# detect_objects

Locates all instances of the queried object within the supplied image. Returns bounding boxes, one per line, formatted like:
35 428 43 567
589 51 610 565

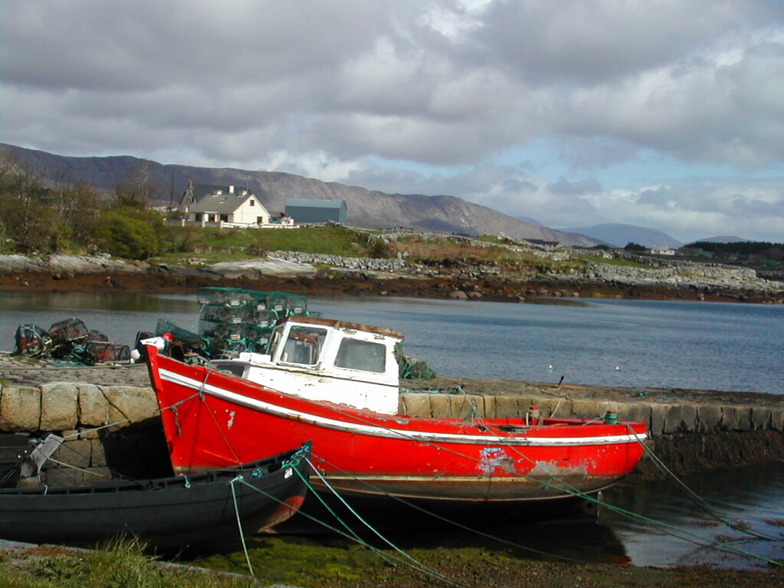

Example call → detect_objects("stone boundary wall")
1 384 783 484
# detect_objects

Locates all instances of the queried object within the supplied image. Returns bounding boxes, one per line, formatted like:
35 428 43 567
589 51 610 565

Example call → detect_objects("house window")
335 339 386 373
249 200 255 206
220 214 228 222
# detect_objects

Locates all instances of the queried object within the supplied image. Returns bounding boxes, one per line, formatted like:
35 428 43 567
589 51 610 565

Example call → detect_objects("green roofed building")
285 198 347 224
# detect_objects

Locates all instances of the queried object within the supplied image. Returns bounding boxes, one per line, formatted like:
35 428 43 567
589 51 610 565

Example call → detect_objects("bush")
95 208 163 260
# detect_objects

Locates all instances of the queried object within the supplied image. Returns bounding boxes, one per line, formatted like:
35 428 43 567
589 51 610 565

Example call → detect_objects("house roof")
286 198 346 209
190 189 257 214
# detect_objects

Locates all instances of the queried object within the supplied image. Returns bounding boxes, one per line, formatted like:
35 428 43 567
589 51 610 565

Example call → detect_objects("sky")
2 0 784 243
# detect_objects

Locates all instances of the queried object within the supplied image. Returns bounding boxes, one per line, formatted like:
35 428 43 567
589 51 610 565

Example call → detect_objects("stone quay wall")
1 381 783 484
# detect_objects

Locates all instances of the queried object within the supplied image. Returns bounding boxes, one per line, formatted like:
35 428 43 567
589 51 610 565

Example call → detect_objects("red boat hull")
147 346 647 503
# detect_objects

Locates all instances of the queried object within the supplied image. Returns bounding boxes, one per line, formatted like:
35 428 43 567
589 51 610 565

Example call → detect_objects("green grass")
0 539 255 588
149 225 380 265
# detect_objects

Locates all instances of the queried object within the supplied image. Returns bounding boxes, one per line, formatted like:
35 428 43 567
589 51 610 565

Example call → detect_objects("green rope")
304 459 463 587
625 424 782 544
229 475 254 578
236 468 464 587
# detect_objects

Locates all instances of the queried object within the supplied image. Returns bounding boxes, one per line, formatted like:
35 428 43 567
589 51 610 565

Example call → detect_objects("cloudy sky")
2 1 784 242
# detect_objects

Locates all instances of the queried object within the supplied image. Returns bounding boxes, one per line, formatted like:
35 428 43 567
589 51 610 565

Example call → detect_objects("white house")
651 245 677 256
180 184 271 228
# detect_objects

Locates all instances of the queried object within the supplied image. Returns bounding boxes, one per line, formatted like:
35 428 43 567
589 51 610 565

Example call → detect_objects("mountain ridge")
563 223 683 248
0 143 599 247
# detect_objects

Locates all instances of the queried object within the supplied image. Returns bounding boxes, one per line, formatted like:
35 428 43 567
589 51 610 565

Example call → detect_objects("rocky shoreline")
1 251 783 304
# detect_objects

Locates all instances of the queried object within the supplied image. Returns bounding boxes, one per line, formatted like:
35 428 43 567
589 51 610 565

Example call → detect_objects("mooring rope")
624 423 782 544
229 475 255 578
233 469 464 587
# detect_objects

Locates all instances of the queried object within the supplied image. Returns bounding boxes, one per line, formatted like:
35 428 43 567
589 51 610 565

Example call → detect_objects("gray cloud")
1 0 783 241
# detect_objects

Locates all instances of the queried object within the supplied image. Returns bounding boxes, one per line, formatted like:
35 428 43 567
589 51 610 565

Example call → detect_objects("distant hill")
512 215 543 226
0 143 600 247
692 236 749 244
562 223 683 248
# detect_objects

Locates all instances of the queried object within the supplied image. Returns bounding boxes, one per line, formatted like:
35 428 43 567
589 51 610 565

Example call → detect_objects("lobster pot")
200 303 250 325
254 291 308 316
198 287 255 307
13 325 52 358
87 341 131 363
198 319 244 343
243 324 274 349
210 339 247 359
88 329 109 343
245 308 278 328
48 318 89 348
155 320 209 352
242 291 307 317
285 295 308 316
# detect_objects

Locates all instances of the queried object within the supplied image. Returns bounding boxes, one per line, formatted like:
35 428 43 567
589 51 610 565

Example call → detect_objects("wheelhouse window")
335 338 386 373
281 326 327 365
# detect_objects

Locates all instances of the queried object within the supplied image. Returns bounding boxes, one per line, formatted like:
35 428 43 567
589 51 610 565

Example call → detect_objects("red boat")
145 316 648 504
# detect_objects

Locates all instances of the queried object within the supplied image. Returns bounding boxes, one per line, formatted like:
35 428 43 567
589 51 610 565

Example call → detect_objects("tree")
0 151 59 253
54 183 105 250
624 242 648 252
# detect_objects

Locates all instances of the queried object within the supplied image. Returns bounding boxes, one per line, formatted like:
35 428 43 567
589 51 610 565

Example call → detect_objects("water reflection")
600 463 784 569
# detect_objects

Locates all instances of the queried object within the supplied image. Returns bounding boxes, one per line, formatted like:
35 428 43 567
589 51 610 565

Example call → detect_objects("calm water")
1 291 782 568
2 292 783 394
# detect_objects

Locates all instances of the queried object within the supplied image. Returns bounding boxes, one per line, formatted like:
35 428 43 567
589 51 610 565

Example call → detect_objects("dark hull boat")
0 443 311 550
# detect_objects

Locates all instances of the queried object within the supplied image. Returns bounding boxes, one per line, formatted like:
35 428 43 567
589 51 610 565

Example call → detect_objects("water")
314 296 784 395
1 291 782 568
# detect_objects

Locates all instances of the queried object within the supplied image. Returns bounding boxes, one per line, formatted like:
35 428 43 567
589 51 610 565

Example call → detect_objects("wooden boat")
145 316 648 505
0 442 311 550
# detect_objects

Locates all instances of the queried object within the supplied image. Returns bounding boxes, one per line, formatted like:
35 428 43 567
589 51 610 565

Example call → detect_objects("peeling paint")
529 460 589 477
226 410 235 428
478 447 515 476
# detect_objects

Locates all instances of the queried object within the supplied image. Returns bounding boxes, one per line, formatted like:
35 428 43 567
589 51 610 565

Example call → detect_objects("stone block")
750 408 771 430
569 399 605 420
0 386 40 431
399 393 431 417
102 386 159 426
697 405 723 432
619 402 650 427
770 408 784 431
40 382 78 431
447 394 483 419
78 384 110 427
91 439 107 467
55 439 92 469
493 395 523 418
649 404 669 437
482 395 497 418
428 394 450 418
722 406 752 431
668 404 697 433
549 397 572 419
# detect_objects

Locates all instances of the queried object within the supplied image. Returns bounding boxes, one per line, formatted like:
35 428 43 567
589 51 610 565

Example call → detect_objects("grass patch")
0 539 255 588
149 225 384 265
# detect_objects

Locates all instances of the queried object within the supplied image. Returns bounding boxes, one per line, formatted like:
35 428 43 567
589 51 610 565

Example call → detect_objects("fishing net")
395 345 437 380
